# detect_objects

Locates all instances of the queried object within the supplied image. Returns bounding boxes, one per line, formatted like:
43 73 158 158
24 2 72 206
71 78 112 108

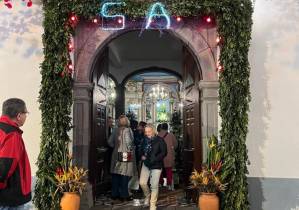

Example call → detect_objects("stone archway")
72 20 220 208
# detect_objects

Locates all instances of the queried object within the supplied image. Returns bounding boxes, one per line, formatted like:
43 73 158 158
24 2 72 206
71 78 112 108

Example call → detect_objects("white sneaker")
168 185 175 191
150 205 157 210
144 198 150 206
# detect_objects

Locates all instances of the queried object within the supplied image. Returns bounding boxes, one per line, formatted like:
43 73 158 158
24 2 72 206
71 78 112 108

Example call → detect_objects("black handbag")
118 151 133 162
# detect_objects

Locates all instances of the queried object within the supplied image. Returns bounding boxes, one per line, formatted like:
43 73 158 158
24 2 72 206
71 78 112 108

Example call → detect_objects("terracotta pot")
198 193 219 210
60 192 80 210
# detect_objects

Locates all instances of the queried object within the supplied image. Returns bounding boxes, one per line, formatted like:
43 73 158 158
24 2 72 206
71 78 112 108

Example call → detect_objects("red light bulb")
206 17 212 23
217 65 223 72
176 17 182 22
216 37 221 43
68 43 74 51
68 64 73 70
93 18 98 24
118 19 123 24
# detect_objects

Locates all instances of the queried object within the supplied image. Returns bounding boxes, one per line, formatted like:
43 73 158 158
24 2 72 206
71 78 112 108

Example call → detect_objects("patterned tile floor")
91 188 198 210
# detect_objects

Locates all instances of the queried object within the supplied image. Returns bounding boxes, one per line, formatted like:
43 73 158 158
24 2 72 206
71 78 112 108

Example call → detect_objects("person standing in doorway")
108 115 137 204
158 123 177 191
134 121 147 174
139 124 167 210
0 98 31 210
156 123 162 133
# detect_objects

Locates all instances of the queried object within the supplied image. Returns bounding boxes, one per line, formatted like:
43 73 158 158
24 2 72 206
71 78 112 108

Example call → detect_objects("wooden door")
182 47 202 185
90 48 109 197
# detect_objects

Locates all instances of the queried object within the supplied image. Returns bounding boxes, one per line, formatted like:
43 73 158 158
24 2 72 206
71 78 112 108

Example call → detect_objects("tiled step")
91 188 198 210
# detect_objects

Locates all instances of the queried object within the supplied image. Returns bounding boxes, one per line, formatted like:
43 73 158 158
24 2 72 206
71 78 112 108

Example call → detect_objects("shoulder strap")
0 122 19 134
162 132 169 139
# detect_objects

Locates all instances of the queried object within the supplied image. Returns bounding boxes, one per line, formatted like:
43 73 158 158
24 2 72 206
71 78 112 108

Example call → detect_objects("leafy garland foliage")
34 0 253 209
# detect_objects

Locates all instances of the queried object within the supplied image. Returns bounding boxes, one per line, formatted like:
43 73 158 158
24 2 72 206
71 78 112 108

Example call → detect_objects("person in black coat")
139 124 167 210
134 121 147 174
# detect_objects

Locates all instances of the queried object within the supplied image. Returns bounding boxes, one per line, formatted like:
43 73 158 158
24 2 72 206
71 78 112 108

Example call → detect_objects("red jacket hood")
0 115 23 133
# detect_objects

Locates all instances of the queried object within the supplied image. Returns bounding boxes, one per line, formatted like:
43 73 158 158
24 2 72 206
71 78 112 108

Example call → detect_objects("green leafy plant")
157 102 168 122
49 154 88 196
190 167 226 193
53 166 88 195
207 135 223 173
190 135 226 193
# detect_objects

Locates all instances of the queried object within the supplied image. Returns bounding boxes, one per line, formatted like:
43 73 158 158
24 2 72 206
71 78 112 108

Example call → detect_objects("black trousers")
111 173 130 199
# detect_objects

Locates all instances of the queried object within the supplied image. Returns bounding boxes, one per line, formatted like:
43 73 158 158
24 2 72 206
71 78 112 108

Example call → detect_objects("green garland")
34 0 253 210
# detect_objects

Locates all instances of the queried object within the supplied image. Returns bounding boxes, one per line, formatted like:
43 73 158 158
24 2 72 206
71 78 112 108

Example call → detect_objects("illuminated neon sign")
101 2 126 30
99 2 171 30
145 2 171 29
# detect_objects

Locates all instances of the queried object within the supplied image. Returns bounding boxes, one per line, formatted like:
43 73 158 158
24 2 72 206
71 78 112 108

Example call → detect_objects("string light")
176 16 182 22
216 36 221 44
68 13 79 28
93 18 98 24
68 63 73 71
69 14 78 23
118 18 123 24
70 16 76 21
217 65 223 72
206 16 212 23
68 42 74 52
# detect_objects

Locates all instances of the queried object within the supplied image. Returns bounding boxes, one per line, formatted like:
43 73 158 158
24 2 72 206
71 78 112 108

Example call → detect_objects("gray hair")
2 98 27 118
145 123 156 133
117 115 130 127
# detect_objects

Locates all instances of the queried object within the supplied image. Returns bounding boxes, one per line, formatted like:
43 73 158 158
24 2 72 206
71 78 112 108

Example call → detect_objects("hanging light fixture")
149 85 168 101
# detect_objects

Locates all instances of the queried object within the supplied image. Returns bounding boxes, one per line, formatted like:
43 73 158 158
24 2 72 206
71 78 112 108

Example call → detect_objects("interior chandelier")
149 85 168 100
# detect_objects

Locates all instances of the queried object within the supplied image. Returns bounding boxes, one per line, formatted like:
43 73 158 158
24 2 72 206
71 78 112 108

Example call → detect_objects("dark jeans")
111 173 130 199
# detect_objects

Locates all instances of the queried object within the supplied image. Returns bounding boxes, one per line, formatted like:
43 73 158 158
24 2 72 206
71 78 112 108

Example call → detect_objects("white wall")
0 3 43 175
248 0 299 178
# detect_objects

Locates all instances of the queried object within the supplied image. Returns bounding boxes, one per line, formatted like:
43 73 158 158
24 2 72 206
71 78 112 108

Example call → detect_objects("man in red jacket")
0 98 31 209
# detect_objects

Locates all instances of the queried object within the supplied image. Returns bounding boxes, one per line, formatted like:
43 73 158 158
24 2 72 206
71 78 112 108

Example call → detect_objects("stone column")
115 84 125 119
73 82 94 209
152 101 156 123
198 81 219 161
170 100 174 116
141 102 145 121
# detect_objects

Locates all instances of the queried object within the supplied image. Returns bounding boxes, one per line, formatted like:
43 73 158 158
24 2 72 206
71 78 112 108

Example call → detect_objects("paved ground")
90 188 198 210
90 206 198 210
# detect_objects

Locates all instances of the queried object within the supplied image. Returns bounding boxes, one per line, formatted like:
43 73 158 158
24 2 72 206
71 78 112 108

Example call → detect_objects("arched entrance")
73 22 219 208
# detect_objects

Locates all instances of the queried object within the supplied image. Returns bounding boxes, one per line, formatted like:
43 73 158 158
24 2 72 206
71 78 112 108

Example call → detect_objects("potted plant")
190 135 226 210
50 153 88 210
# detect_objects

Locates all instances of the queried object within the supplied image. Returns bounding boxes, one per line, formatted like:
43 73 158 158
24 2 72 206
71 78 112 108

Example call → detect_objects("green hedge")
33 1 253 209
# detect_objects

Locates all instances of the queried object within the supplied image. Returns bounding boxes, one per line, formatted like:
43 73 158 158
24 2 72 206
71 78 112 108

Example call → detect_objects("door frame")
73 25 219 207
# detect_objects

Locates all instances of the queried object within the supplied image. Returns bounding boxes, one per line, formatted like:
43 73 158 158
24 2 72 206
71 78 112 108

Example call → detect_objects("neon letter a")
145 2 171 29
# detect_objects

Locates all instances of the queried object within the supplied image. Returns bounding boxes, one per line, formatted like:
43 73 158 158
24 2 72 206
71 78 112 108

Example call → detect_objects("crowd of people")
107 115 177 210
0 98 177 210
